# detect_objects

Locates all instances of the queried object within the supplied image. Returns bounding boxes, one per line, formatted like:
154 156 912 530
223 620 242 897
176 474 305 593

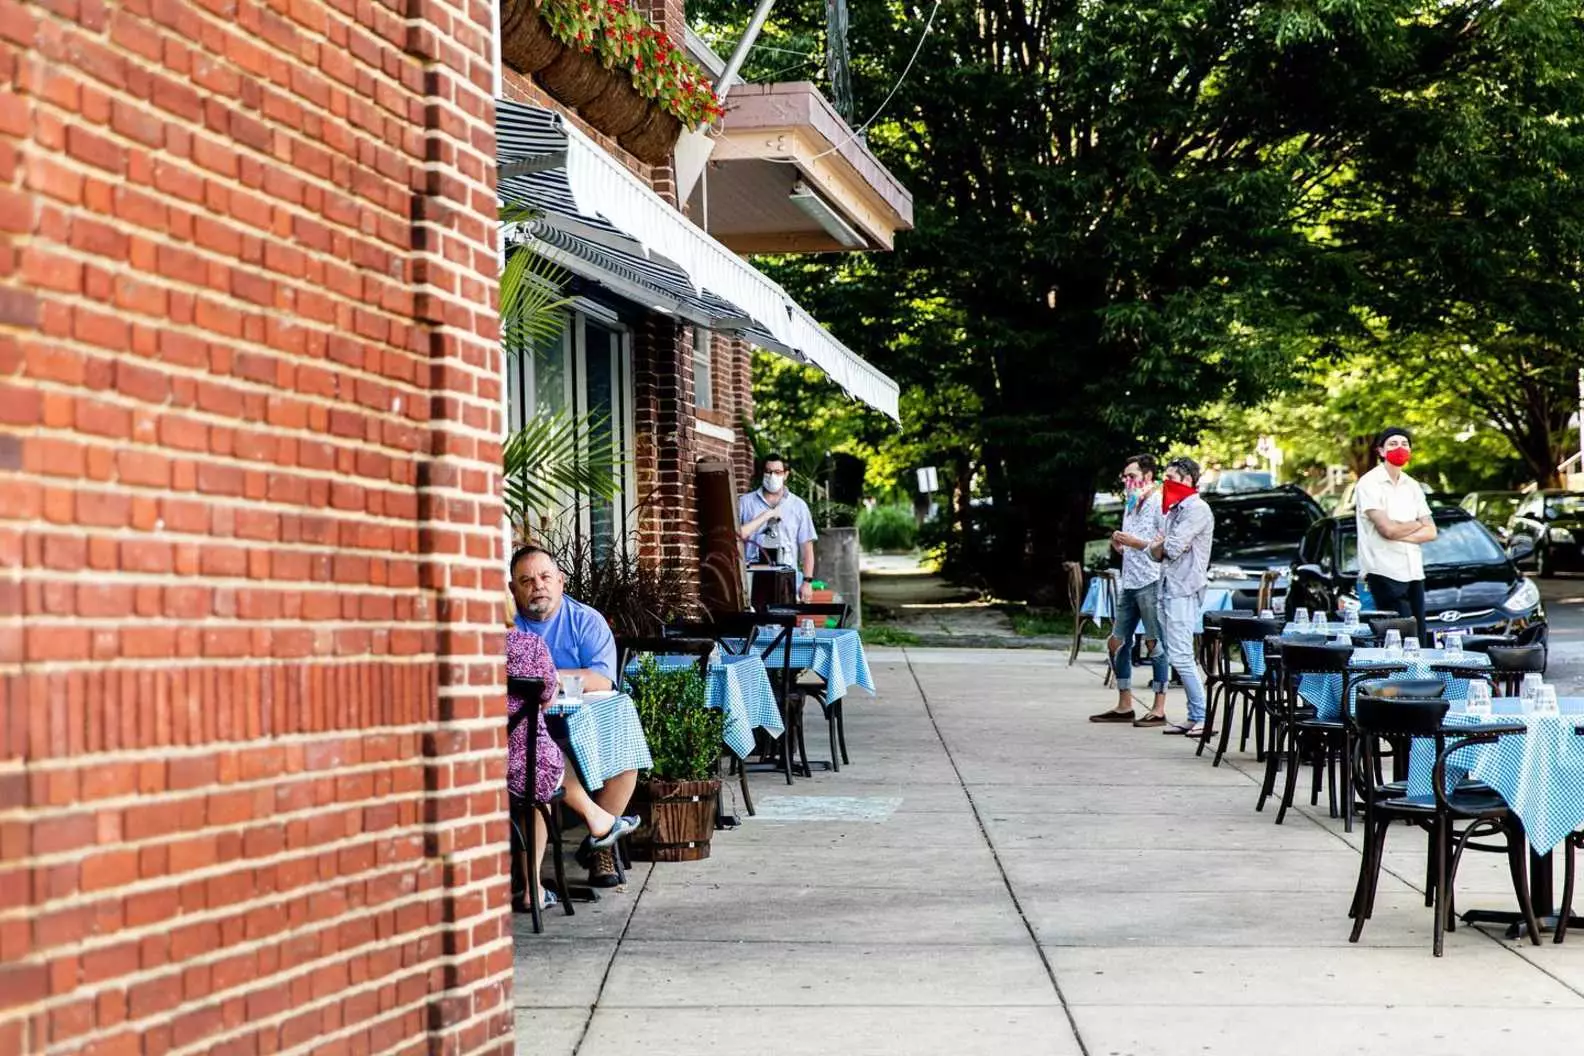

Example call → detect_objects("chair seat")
1371 779 1491 801
1295 717 1345 732
1380 790 1508 817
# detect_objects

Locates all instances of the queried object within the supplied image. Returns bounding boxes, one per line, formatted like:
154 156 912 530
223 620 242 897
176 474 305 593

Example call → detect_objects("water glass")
1444 630 1464 659
1402 636 1421 659
799 617 817 635
1293 607 1310 627
557 674 584 704
1383 629 1402 656
1465 680 1492 718
1259 608 1275 621
1313 615 1329 636
1537 685 1560 716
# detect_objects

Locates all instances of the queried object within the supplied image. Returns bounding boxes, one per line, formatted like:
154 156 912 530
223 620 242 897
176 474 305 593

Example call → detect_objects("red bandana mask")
1383 448 1411 468
1162 479 1196 512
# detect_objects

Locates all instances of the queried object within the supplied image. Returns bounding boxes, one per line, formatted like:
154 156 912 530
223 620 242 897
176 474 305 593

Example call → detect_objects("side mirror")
1507 537 1535 562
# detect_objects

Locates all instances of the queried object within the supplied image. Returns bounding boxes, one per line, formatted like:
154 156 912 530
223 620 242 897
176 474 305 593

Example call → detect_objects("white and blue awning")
496 99 899 421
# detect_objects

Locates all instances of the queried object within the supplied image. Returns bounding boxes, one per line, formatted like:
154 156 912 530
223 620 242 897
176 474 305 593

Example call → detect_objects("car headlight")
1551 527 1576 544
1503 578 1541 613
1208 564 1250 580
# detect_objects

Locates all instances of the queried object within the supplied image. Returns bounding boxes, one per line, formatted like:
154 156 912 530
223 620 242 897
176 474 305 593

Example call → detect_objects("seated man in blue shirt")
509 544 630 887
737 452 818 603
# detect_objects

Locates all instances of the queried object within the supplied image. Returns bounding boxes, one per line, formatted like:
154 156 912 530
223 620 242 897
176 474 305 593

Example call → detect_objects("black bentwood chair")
1484 645 1547 698
1348 692 1539 956
507 676 572 934
1201 615 1279 765
767 603 854 771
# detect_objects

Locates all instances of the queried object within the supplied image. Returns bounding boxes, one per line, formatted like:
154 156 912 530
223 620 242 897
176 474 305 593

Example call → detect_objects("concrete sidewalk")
515 648 1584 1056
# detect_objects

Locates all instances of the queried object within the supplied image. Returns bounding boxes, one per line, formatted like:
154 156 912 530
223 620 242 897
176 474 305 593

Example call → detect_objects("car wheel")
1538 543 1555 578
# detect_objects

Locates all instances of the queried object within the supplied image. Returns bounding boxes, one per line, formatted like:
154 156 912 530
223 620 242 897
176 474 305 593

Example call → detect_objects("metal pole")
715 0 777 103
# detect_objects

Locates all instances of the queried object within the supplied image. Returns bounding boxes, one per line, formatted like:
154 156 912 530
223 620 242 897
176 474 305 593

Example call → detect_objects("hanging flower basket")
537 45 611 109
499 0 562 74
579 72 652 138
618 107 683 166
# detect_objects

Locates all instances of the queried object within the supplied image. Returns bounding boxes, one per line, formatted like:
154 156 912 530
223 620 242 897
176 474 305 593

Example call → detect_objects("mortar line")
902 647 1092 1056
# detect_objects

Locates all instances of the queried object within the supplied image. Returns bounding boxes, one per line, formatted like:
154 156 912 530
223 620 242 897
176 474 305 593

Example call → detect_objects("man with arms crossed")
1354 427 1436 641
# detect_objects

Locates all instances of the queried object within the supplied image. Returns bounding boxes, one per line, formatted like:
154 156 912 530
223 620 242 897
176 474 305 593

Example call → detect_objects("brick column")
0 0 509 1053
632 314 698 584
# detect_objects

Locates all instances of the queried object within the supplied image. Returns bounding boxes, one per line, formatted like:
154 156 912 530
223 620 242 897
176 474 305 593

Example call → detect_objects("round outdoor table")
1300 648 1489 723
544 691 652 791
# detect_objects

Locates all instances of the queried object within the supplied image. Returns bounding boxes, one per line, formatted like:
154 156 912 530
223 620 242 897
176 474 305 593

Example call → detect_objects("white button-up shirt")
1354 464 1432 582
1119 490 1164 591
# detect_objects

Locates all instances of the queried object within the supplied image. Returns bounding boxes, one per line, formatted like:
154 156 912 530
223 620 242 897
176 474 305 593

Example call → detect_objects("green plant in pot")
626 655 724 861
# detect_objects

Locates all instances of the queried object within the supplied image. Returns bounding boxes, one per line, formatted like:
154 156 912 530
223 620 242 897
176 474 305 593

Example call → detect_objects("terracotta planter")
618 107 683 166
578 72 652 139
635 777 719 862
499 0 561 75
537 44 612 109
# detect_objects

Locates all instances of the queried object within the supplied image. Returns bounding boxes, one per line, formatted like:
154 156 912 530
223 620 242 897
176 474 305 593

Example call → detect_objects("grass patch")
1002 605 1076 638
860 625 921 647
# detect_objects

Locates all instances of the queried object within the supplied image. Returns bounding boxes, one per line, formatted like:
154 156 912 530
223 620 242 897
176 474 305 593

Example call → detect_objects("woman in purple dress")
507 629 637 910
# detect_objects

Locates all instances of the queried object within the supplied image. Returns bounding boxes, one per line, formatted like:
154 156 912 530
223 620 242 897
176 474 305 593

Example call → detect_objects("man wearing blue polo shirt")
509 544 628 887
738 452 817 603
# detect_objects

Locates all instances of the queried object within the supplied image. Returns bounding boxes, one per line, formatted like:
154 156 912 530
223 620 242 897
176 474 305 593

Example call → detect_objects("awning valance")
496 98 900 421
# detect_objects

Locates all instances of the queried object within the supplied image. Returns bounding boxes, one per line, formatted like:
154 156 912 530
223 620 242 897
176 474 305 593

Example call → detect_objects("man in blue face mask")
1091 454 1171 726
738 453 818 602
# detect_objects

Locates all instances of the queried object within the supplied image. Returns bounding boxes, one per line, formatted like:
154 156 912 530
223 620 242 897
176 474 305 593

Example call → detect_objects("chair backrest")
1356 610 1399 624
1367 616 1419 643
1353 693 1450 739
1354 677 1446 700
1514 622 1549 648
1202 609 1255 633
1459 635 1517 656
666 611 797 700
1217 616 1282 675
1062 561 1083 613
506 676 547 806
1486 644 1546 674
1254 570 1279 612
1279 642 1354 676
616 636 713 685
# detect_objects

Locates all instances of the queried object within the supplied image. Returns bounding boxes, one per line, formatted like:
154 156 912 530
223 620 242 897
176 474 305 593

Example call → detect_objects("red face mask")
1383 448 1411 468
1162 479 1196 512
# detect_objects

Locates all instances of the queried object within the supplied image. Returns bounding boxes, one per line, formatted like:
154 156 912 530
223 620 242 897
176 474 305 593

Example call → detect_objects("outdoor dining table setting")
750 625 877 704
625 651 786 760
546 689 652 791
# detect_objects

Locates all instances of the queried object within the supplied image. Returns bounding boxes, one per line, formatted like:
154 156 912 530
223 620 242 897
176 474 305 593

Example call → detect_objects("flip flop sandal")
1164 724 1205 737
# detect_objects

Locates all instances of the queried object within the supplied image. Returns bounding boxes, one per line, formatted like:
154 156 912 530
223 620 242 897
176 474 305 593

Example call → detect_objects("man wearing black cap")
1354 426 1437 640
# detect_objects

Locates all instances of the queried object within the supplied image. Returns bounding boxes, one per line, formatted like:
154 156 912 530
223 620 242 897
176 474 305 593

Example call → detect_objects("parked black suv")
1288 508 1546 635
1201 487 1325 609
1504 490 1584 578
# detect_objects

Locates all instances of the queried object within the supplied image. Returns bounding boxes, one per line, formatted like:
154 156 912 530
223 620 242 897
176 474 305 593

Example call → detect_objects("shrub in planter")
626 656 725 861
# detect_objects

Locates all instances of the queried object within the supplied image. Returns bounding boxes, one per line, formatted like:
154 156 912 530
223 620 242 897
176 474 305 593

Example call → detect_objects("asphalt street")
1541 575 1584 694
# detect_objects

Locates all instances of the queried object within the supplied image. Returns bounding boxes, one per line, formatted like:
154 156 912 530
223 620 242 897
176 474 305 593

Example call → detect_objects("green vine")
540 0 726 127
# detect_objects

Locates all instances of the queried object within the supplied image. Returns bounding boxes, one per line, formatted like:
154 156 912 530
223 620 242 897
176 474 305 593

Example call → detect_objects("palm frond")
503 410 622 533
500 203 575 356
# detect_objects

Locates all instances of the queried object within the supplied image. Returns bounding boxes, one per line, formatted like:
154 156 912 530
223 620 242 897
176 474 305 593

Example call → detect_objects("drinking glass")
557 674 584 704
1293 607 1310 628
1465 679 1492 717
1444 630 1464 659
1259 608 1275 621
1313 614 1329 636
1538 684 1560 716
1403 636 1421 659
1383 629 1402 656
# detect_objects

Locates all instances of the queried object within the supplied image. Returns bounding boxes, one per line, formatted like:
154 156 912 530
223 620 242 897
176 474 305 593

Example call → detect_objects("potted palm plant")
625 655 724 861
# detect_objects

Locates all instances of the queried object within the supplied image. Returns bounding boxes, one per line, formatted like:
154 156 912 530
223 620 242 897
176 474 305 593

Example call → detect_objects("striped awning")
496 98 900 421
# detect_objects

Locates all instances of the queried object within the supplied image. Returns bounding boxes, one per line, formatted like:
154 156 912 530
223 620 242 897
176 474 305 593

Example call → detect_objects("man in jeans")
1354 426 1436 641
1146 457 1216 737
1091 455 1172 726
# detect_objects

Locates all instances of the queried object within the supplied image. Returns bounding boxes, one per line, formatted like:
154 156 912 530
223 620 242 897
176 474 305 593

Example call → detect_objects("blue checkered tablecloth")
1083 581 1234 633
1298 648 1489 723
624 653 785 759
752 628 875 702
545 691 652 792
1405 697 1584 853
1242 624 1375 680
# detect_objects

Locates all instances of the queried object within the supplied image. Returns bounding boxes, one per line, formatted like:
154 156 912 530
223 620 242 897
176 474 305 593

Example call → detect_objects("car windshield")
1209 500 1315 559
1546 494 1584 517
1340 519 1506 574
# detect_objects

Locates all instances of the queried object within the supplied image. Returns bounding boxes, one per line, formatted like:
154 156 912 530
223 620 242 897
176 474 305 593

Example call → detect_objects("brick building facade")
1 0 512 1052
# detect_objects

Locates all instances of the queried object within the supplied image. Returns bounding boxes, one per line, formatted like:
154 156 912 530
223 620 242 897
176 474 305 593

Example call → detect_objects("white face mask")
762 473 785 494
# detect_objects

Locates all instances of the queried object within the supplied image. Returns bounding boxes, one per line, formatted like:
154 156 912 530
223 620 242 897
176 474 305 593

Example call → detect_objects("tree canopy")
695 0 1584 598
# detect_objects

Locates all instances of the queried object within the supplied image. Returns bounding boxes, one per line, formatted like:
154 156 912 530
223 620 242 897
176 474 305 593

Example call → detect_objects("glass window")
692 326 714 411
1545 494 1584 518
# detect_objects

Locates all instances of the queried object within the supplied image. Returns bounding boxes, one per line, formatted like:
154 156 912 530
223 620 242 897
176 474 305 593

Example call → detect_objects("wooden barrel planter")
618 107 683 166
499 0 562 74
639 777 719 862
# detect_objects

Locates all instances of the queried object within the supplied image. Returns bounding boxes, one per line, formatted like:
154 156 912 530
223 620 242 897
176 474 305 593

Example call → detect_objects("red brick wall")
0 0 510 1052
